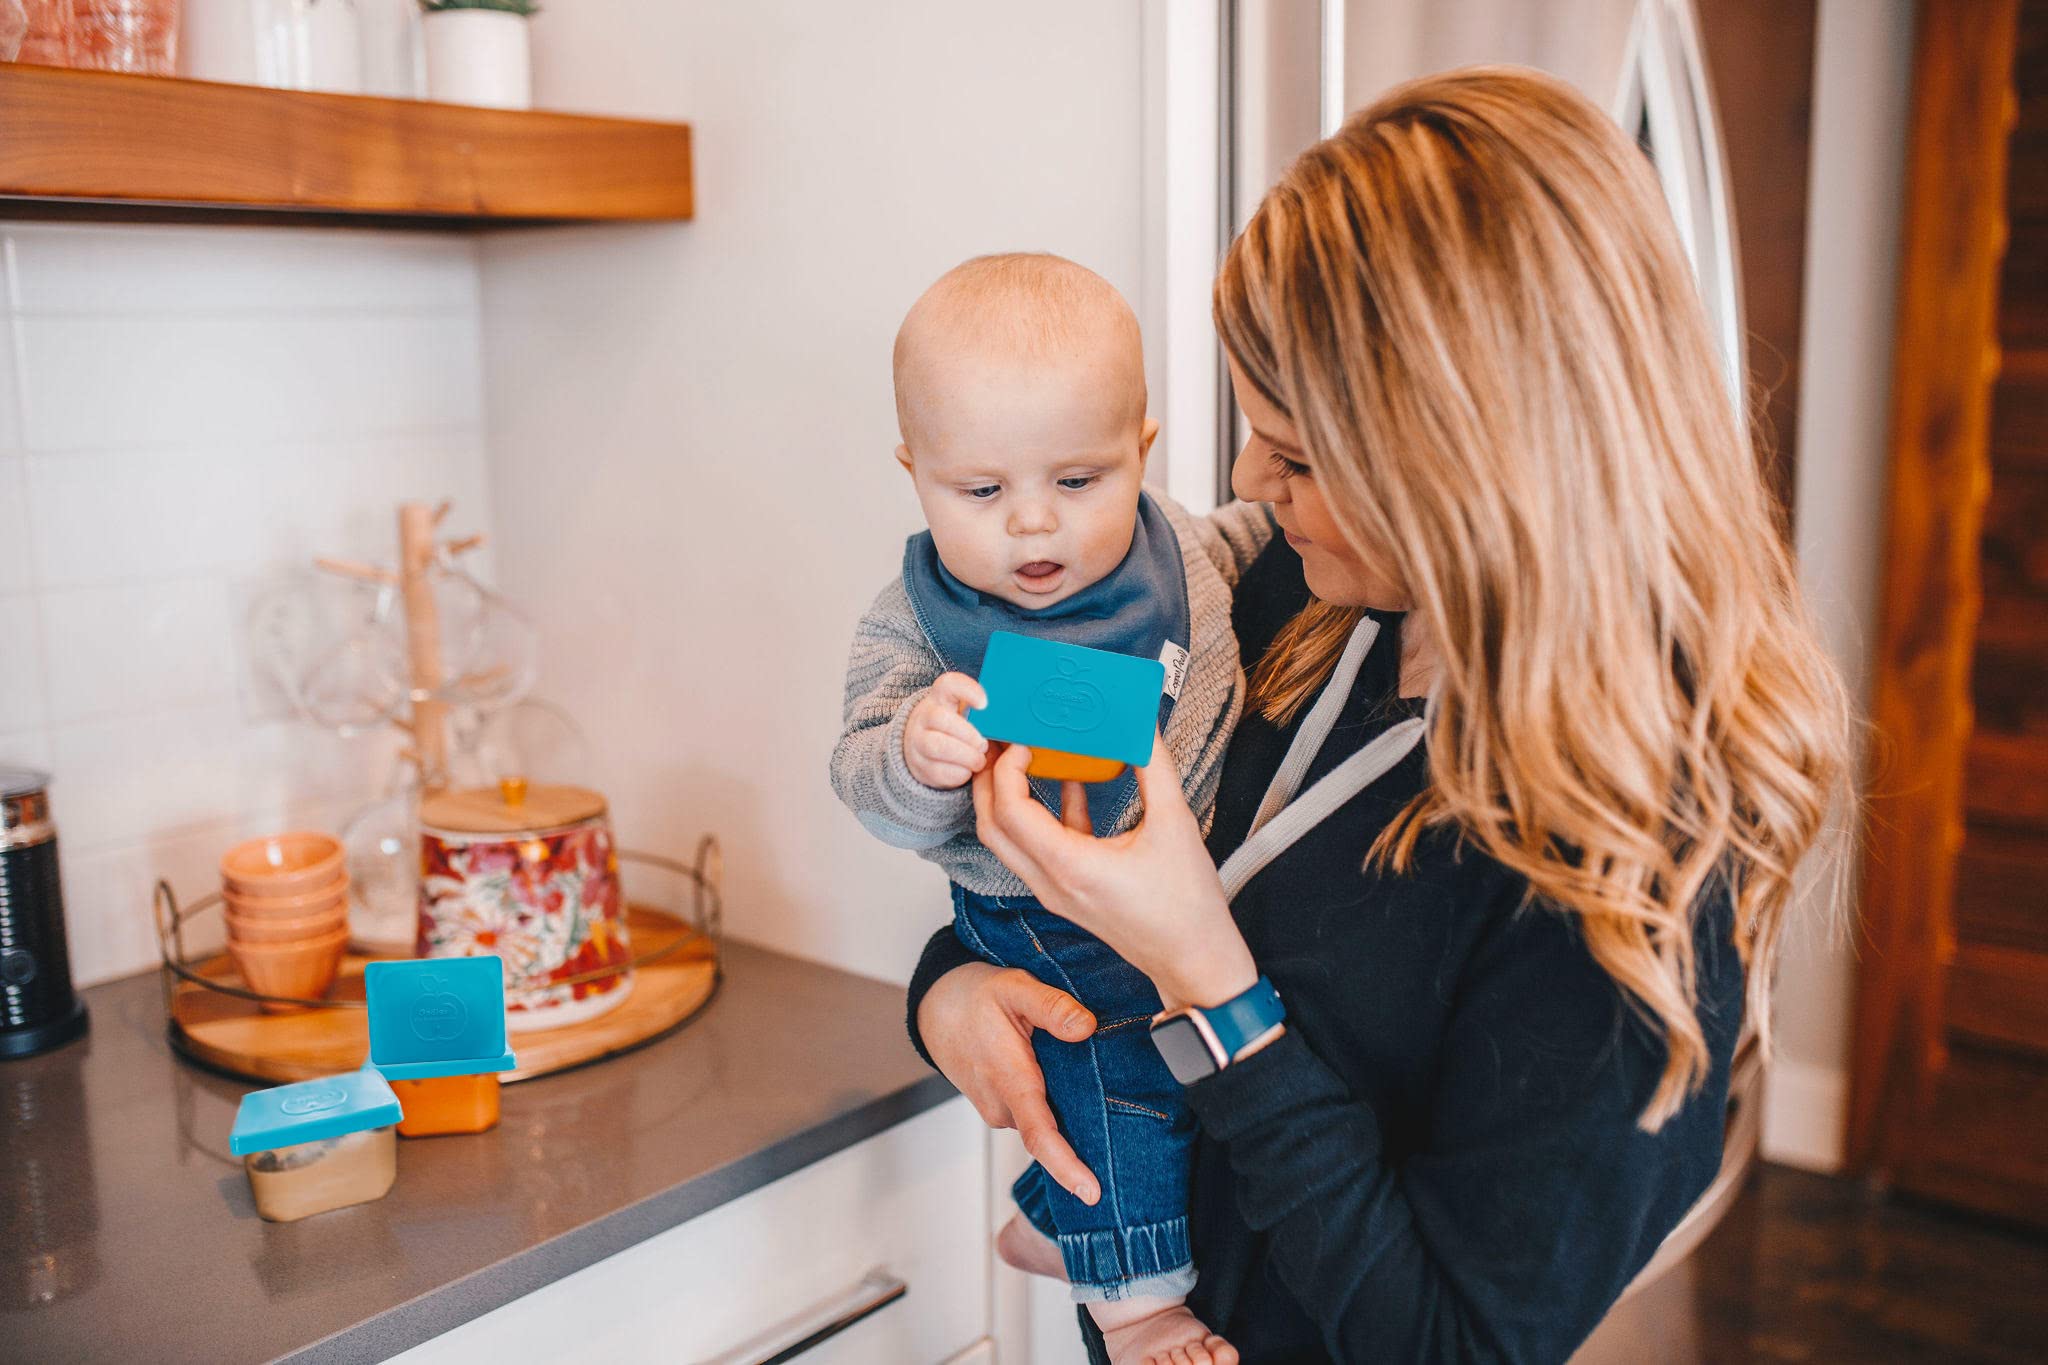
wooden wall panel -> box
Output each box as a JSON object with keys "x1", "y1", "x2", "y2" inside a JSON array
[{"x1": 1847, "y1": 0, "x2": 2020, "y2": 1180}]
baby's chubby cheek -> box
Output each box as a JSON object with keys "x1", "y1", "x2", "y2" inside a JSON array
[{"x1": 929, "y1": 524, "x2": 1016, "y2": 597}]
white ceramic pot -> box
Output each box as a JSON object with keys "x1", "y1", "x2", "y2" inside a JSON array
[{"x1": 422, "y1": 8, "x2": 530, "y2": 110}]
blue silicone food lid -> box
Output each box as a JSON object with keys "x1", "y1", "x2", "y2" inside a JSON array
[
  {"x1": 364, "y1": 956, "x2": 516, "y2": 1081},
  {"x1": 972, "y1": 631, "x2": 1166, "y2": 768},
  {"x1": 229, "y1": 1066, "x2": 402, "y2": 1155}
]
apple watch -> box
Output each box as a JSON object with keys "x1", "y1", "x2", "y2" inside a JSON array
[{"x1": 1149, "y1": 976, "x2": 1286, "y2": 1085}]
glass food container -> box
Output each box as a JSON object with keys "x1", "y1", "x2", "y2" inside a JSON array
[{"x1": 228, "y1": 1069, "x2": 401, "y2": 1223}]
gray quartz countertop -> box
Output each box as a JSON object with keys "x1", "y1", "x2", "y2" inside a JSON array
[{"x1": 0, "y1": 940, "x2": 955, "y2": 1365}]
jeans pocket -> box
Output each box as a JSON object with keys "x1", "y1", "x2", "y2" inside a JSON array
[{"x1": 1104, "y1": 1094, "x2": 1176, "y2": 1124}]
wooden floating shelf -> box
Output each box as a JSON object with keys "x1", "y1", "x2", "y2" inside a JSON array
[{"x1": 0, "y1": 64, "x2": 693, "y2": 228}]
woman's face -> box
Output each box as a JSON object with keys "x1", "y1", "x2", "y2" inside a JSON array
[{"x1": 1227, "y1": 357, "x2": 1410, "y2": 611}]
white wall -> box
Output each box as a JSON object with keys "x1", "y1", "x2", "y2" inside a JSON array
[
  {"x1": 1763, "y1": 0, "x2": 1918, "y2": 1173},
  {"x1": 0, "y1": 226, "x2": 491, "y2": 986},
  {"x1": 477, "y1": 2, "x2": 1149, "y2": 986}
]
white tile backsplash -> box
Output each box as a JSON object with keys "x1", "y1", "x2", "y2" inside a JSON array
[
  {"x1": 17, "y1": 311, "x2": 483, "y2": 452},
  {"x1": 0, "y1": 726, "x2": 53, "y2": 773},
  {"x1": 5, "y1": 225, "x2": 480, "y2": 315},
  {"x1": 39, "y1": 578, "x2": 236, "y2": 723},
  {"x1": 0, "y1": 455, "x2": 31, "y2": 592},
  {"x1": 0, "y1": 594, "x2": 46, "y2": 732},
  {"x1": 25, "y1": 445, "x2": 267, "y2": 586},
  {"x1": 0, "y1": 309, "x2": 20, "y2": 450},
  {"x1": 5, "y1": 222, "x2": 490, "y2": 987}
]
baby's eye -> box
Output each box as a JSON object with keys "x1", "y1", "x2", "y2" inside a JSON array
[
  {"x1": 964, "y1": 484, "x2": 1001, "y2": 500},
  {"x1": 1057, "y1": 476, "x2": 1097, "y2": 491}
]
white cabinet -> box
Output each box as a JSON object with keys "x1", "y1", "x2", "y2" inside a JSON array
[{"x1": 390, "y1": 1099, "x2": 989, "y2": 1364}]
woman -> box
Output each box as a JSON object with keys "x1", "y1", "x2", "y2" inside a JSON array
[{"x1": 908, "y1": 67, "x2": 1849, "y2": 1363}]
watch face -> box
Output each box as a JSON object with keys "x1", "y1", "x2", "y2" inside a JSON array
[{"x1": 1151, "y1": 1016, "x2": 1218, "y2": 1086}]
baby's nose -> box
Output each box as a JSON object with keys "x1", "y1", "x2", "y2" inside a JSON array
[{"x1": 1008, "y1": 500, "x2": 1057, "y2": 536}]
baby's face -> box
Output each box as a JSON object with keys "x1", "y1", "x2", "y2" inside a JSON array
[{"x1": 900, "y1": 353, "x2": 1154, "y2": 611}]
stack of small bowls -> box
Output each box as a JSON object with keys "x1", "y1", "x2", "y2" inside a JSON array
[{"x1": 220, "y1": 832, "x2": 350, "y2": 1011}]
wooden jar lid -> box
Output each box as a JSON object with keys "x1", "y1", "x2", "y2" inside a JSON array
[{"x1": 420, "y1": 780, "x2": 608, "y2": 835}]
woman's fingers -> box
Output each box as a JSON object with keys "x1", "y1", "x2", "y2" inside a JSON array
[
  {"x1": 973, "y1": 743, "x2": 1046, "y2": 883},
  {"x1": 1133, "y1": 730, "x2": 1182, "y2": 808},
  {"x1": 1006, "y1": 971, "x2": 1097, "y2": 1043},
  {"x1": 993, "y1": 971, "x2": 1101, "y2": 1203},
  {"x1": 1010, "y1": 1082, "x2": 1101, "y2": 1206},
  {"x1": 1059, "y1": 780, "x2": 1091, "y2": 833}
]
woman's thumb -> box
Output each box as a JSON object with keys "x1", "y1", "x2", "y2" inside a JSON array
[
  {"x1": 1135, "y1": 730, "x2": 1182, "y2": 800},
  {"x1": 1014, "y1": 977, "x2": 1095, "y2": 1041}
]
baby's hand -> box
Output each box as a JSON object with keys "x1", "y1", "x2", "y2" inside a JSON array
[{"x1": 905, "y1": 672, "x2": 990, "y2": 790}]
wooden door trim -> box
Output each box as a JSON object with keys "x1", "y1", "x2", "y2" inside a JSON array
[{"x1": 1847, "y1": 0, "x2": 2021, "y2": 1172}]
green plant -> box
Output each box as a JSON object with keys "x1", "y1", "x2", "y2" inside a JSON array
[{"x1": 420, "y1": 0, "x2": 541, "y2": 15}]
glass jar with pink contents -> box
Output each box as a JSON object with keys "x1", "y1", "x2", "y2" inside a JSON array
[{"x1": 66, "y1": 0, "x2": 179, "y2": 73}]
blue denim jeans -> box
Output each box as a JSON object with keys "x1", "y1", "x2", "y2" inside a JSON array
[{"x1": 952, "y1": 885, "x2": 1197, "y2": 1303}]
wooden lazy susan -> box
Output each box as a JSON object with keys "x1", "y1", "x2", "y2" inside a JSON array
[{"x1": 164, "y1": 904, "x2": 718, "y2": 1086}]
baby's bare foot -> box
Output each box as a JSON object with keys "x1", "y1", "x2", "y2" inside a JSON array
[
  {"x1": 995, "y1": 1213, "x2": 1067, "y2": 1280},
  {"x1": 1092, "y1": 1299, "x2": 1238, "y2": 1365}
]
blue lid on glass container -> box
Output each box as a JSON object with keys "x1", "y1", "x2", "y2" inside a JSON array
[
  {"x1": 364, "y1": 956, "x2": 517, "y2": 1081},
  {"x1": 229, "y1": 1067, "x2": 402, "y2": 1155}
]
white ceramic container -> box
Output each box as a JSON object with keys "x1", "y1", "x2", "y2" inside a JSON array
[{"x1": 422, "y1": 7, "x2": 529, "y2": 110}]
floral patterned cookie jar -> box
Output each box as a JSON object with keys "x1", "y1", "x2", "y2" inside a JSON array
[{"x1": 417, "y1": 779, "x2": 633, "y2": 1032}]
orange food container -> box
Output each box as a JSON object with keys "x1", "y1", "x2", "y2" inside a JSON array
[
  {"x1": 362, "y1": 957, "x2": 516, "y2": 1140},
  {"x1": 390, "y1": 1072, "x2": 502, "y2": 1137}
]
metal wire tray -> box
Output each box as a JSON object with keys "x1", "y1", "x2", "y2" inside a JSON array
[{"x1": 154, "y1": 836, "x2": 724, "y2": 1015}]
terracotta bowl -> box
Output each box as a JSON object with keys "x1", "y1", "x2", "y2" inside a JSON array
[
  {"x1": 229, "y1": 924, "x2": 348, "y2": 1010},
  {"x1": 222, "y1": 876, "x2": 349, "y2": 920},
  {"x1": 219, "y1": 832, "x2": 346, "y2": 899},
  {"x1": 224, "y1": 902, "x2": 348, "y2": 945}
]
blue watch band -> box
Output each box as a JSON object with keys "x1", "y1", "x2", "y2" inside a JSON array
[{"x1": 1199, "y1": 975, "x2": 1285, "y2": 1058}]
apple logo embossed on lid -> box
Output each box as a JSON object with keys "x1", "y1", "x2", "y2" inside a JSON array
[
  {"x1": 278, "y1": 1085, "x2": 349, "y2": 1116},
  {"x1": 408, "y1": 975, "x2": 469, "y2": 1042},
  {"x1": 364, "y1": 956, "x2": 517, "y2": 1081}
]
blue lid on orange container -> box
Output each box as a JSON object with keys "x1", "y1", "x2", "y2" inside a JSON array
[
  {"x1": 229, "y1": 1067, "x2": 402, "y2": 1155},
  {"x1": 364, "y1": 956, "x2": 517, "y2": 1081},
  {"x1": 971, "y1": 631, "x2": 1167, "y2": 767}
]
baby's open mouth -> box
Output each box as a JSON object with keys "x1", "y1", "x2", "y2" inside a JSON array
[{"x1": 1013, "y1": 561, "x2": 1066, "y2": 594}]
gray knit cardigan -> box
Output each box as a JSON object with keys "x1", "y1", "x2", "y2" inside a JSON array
[{"x1": 830, "y1": 495, "x2": 1273, "y2": 897}]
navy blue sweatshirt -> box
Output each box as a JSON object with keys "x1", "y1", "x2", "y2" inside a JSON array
[{"x1": 906, "y1": 537, "x2": 1743, "y2": 1363}]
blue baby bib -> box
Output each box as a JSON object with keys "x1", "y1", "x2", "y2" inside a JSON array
[
  {"x1": 971, "y1": 631, "x2": 1165, "y2": 768},
  {"x1": 364, "y1": 956, "x2": 517, "y2": 1081}
]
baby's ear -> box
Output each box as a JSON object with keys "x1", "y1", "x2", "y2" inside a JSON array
[
  {"x1": 894, "y1": 443, "x2": 916, "y2": 475},
  {"x1": 1138, "y1": 419, "x2": 1160, "y2": 462}
]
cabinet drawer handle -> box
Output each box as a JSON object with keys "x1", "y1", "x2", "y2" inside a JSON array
[{"x1": 700, "y1": 1269, "x2": 909, "y2": 1365}]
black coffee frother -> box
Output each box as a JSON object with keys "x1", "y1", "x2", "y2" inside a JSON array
[{"x1": 0, "y1": 770, "x2": 88, "y2": 1060}]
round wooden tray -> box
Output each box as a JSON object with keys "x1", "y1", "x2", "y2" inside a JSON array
[{"x1": 166, "y1": 905, "x2": 718, "y2": 1085}]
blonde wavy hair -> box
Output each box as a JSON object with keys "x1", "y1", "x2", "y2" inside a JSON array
[{"x1": 1216, "y1": 67, "x2": 1850, "y2": 1129}]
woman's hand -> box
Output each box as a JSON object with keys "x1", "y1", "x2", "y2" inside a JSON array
[
  {"x1": 972, "y1": 736, "x2": 1259, "y2": 1012},
  {"x1": 917, "y1": 960, "x2": 1104, "y2": 1205}
]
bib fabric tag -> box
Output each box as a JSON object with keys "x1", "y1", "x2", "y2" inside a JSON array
[
  {"x1": 972, "y1": 631, "x2": 1166, "y2": 767},
  {"x1": 1158, "y1": 640, "x2": 1191, "y2": 700}
]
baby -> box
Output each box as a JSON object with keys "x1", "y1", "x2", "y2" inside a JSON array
[{"x1": 831, "y1": 253, "x2": 1269, "y2": 1364}]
